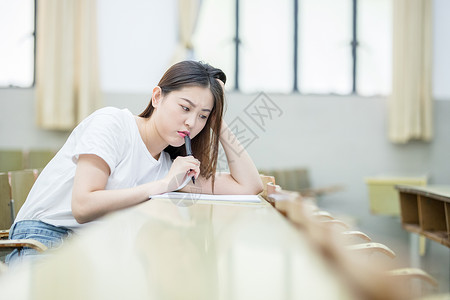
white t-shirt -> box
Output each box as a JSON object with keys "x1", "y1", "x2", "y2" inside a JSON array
[{"x1": 15, "y1": 107, "x2": 174, "y2": 231}]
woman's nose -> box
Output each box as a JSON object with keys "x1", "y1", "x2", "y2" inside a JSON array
[{"x1": 185, "y1": 113, "x2": 196, "y2": 129}]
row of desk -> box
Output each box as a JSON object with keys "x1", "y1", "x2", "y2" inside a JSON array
[
  {"x1": 396, "y1": 185, "x2": 450, "y2": 248},
  {"x1": 0, "y1": 197, "x2": 356, "y2": 300}
]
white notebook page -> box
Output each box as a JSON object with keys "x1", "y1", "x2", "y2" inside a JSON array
[{"x1": 149, "y1": 192, "x2": 261, "y2": 203}]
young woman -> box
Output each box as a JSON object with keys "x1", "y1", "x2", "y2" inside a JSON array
[{"x1": 6, "y1": 61, "x2": 263, "y2": 264}]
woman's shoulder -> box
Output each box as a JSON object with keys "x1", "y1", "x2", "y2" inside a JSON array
[
  {"x1": 82, "y1": 107, "x2": 134, "y2": 126},
  {"x1": 91, "y1": 106, "x2": 132, "y2": 118}
]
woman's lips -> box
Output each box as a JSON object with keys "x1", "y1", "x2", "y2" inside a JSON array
[{"x1": 177, "y1": 131, "x2": 190, "y2": 138}]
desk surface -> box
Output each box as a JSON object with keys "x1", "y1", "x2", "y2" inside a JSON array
[{"x1": 0, "y1": 198, "x2": 355, "y2": 300}]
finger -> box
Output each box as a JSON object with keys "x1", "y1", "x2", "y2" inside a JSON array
[
  {"x1": 187, "y1": 157, "x2": 200, "y2": 166},
  {"x1": 187, "y1": 165, "x2": 200, "y2": 178},
  {"x1": 186, "y1": 159, "x2": 200, "y2": 168},
  {"x1": 194, "y1": 165, "x2": 200, "y2": 179}
]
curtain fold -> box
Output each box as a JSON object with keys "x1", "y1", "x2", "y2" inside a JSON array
[
  {"x1": 36, "y1": 0, "x2": 101, "y2": 130},
  {"x1": 171, "y1": 0, "x2": 202, "y2": 64},
  {"x1": 389, "y1": 0, "x2": 433, "y2": 143}
]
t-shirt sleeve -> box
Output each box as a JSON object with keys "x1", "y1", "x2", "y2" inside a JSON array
[{"x1": 71, "y1": 110, "x2": 127, "y2": 174}]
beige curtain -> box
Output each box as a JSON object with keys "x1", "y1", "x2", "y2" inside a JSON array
[
  {"x1": 171, "y1": 0, "x2": 202, "y2": 64},
  {"x1": 389, "y1": 0, "x2": 433, "y2": 143},
  {"x1": 36, "y1": 0, "x2": 102, "y2": 130}
]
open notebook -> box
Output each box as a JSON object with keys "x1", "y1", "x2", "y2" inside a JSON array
[{"x1": 149, "y1": 192, "x2": 261, "y2": 203}]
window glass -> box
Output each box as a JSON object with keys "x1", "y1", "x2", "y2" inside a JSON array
[
  {"x1": 357, "y1": 0, "x2": 392, "y2": 96},
  {"x1": 240, "y1": 0, "x2": 293, "y2": 93},
  {"x1": 298, "y1": 0, "x2": 353, "y2": 94},
  {"x1": 0, "y1": 0, "x2": 35, "y2": 87},
  {"x1": 192, "y1": 0, "x2": 235, "y2": 91}
]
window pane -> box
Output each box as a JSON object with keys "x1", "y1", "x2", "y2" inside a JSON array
[
  {"x1": 98, "y1": 0, "x2": 178, "y2": 93},
  {"x1": 0, "y1": 0, "x2": 35, "y2": 87},
  {"x1": 193, "y1": 0, "x2": 235, "y2": 91},
  {"x1": 298, "y1": 0, "x2": 352, "y2": 94},
  {"x1": 357, "y1": 0, "x2": 392, "y2": 96},
  {"x1": 240, "y1": 0, "x2": 293, "y2": 93}
]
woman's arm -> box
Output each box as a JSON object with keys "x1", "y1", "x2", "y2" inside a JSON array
[
  {"x1": 72, "y1": 154, "x2": 200, "y2": 224},
  {"x1": 182, "y1": 121, "x2": 263, "y2": 195}
]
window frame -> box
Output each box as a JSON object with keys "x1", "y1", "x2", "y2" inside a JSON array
[{"x1": 232, "y1": 0, "x2": 361, "y2": 95}]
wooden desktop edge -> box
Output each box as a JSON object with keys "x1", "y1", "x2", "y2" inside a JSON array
[
  {"x1": 395, "y1": 184, "x2": 450, "y2": 203},
  {"x1": 395, "y1": 184, "x2": 450, "y2": 248}
]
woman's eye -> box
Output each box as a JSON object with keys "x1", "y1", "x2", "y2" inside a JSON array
[
  {"x1": 200, "y1": 115, "x2": 208, "y2": 120},
  {"x1": 181, "y1": 106, "x2": 189, "y2": 112}
]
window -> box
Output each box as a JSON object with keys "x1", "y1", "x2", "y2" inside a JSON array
[
  {"x1": 192, "y1": 0, "x2": 236, "y2": 91},
  {"x1": 298, "y1": 0, "x2": 353, "y2": 94},
  {"x1": 193, "y1": 0, "x2": 392, "y2": 96},
  {"x1": 240, "y1": 0, "x2": 293, "y2": 93},
  {"x1": 0, "y1": 0, "x2": 35, "y2": 88},
  {"x1": 357, "y1": 0, "x2": 392, "y2": 96}
]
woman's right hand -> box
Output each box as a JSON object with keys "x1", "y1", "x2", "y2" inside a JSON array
[{"x1": 162, "y1": 156, "x2": 200, "y2": 192}]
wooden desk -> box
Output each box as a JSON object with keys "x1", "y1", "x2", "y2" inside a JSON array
[
  {"x1": 396, "y1": 185, "x2": 450, "y2": 248},
  {"x1": 0, "y1": 198, "x2": 356, "y2": 300}
]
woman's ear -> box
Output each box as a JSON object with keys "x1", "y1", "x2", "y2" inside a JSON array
[
  {"x1": 151, "y1": 86, "x2": 163, "y2": 108},
  {"x1": 216, "y1": 78, "x2": 225, "y2": 89}
]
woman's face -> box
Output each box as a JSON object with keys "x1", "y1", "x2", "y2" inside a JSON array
[{"x1": 153, "y1": 85, "x2": 214, "y2": 147}]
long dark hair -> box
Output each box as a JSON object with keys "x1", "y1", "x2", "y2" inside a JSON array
[{"x1": 139, "y1": 61, "x2": 226, "y2": 191}]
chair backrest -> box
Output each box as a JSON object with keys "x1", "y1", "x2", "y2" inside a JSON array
[
  {"x1": 9, "y1": 169, "x2": 38, "y2": 220},
  {"x1": 26, "y1": 150, "x2": 56, "y2": 170},
  {"x1": 0, "y1": 173, "x2": 12, "y2": 229},
  {"x1": 259, "y1": 168, "x2": 311, "y2": 192},
  {"x1": 0, "y1": 150, "x2": 24, "y2": 172},
  {"x1": 259, "y1": 174, "x2": 275, "y2": 200}
]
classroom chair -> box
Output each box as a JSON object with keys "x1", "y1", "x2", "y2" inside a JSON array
[
  {"x1": 321, "y1": 219, "x2": 351, "y2": 230},
  {"x1": 0, "y1": 231, "x2": 8, "y2": 239},
  {"x1": 265, "y1": 181, "x2": 281, "y2": 206},
  {"x1": 341, "y1": 230, "x2": 372, "y2": 243},
  {"x1": 387, "y1": 268, "x2": 439, "y2": 288},
  {"x1": 259, "y1": 167, "x2": 344, "y2": 197},
  {"x1": 312, "y1": 210, "x2": 334, "y2": 220},
  {"x1": 346, "y1": 242, "x2": 397, "y2": 259},
  {"x1": 25, "y1": 149, "x2": 56, "y2": 170},
  {"x1": 0, "y1": 173, "x2": 13, "y2": 232},
  {"x1": 1, "y1": 170, "x2": 39, "y2": 233},
  {"x1": 387, "y1": 268, "x2": 440, "y2": 299},
  {"x1": 0, "y1": 240, "x2": 48, "y2": 254},
  {"x1": 0, "y1": 261, "x2": 7, "y2": 275},
  {"x1": 267, "y1": 183, "x2": 439, "y2": 299},
  {"x1": 258, "y1": 174, "x2": 275, "y2": 201},
  {"x1": 9, "y1": 169, "x2": 39, "y2": 220},
  {"x1": 0, "y1": 172, "x2": 48, "y2": 265},
  {"x1": 268, "y1": 184, "x2": 395, "y2": 259},
  {"x1": 0, "y1": 150, "x2": 24, "y2": 172}
]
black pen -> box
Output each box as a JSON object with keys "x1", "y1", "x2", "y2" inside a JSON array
[{"x1": 184, "y1": 135, "x2": 196, "y2": 185}]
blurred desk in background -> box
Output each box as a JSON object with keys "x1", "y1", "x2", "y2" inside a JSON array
[
  {"x1": 365, "y1": 175, "x2": 428, "y2": 215},
  {"x1": 0, "y1": 197, "x2": 355, "y2": 300},
  {"x1": 396, "y1": 185, "x2": 450, "y2": 248}
]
